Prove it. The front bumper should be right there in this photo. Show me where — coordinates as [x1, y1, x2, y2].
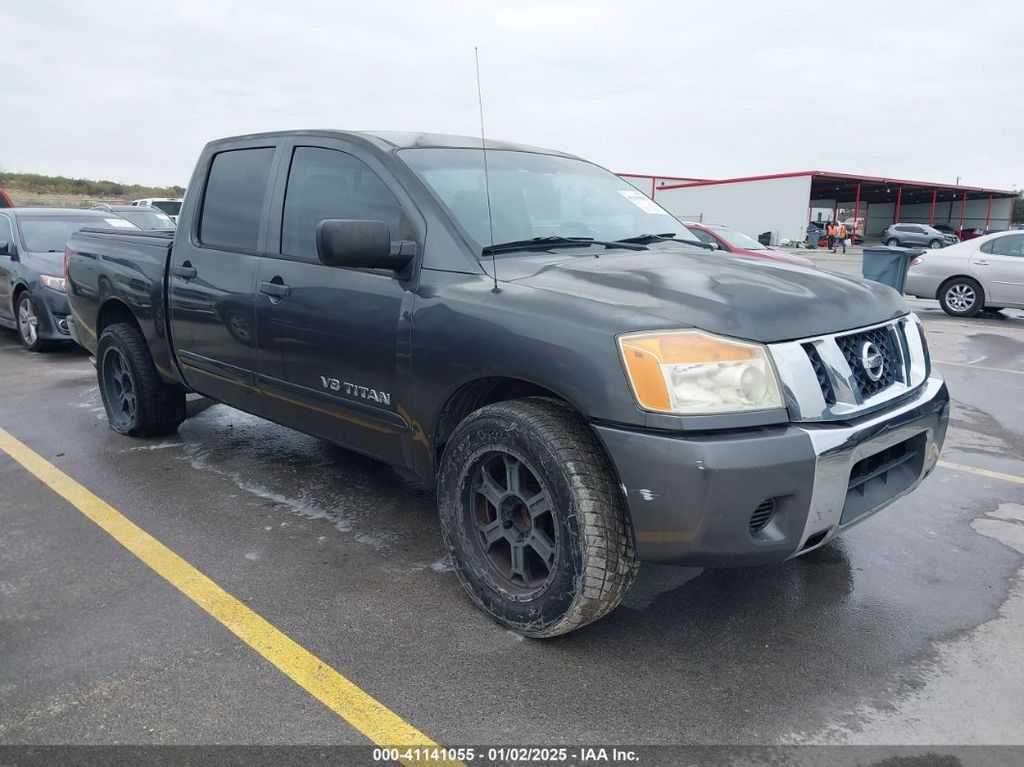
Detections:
[33, 288, 74, 341]
[594, 375, 949, 566]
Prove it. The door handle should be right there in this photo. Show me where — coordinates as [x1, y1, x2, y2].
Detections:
[974, 260, 989, 266]
[171, 262, 197, 279]
[258, 280, 291, 298]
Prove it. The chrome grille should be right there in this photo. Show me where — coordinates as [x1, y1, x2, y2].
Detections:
[768, 315, 929, 423]
[833, 325, 902, 398]
[802, 343, 836, 405]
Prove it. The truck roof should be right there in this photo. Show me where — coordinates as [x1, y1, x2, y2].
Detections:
[205, 129, 580, 159]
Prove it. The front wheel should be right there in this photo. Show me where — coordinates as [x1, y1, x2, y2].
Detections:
[16, 292, 51, 352]
[884, 238, 900, 247]
[929, 239, 943, 249]
[438, 398, 638, 638]
[97, 322, 186, 436]
[939, 277, 984, 317]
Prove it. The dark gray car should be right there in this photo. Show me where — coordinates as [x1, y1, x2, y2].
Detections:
[0, 208, 138, 351]
[881, 223, 957, 249]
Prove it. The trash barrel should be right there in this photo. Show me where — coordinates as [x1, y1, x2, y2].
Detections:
[757, 231, 772, 246]
[861, 246, 922, 294]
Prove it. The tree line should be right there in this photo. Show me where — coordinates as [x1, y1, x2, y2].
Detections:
[0, 171, 184, 199]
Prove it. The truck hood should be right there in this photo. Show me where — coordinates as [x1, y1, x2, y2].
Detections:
[504, 248, 906, 344]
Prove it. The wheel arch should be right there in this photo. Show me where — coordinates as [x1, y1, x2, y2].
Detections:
[432, 376, 586, 462]
[96, 297, 143, 338]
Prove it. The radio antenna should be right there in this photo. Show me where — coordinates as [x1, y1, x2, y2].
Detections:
[475, 46, 499, 293]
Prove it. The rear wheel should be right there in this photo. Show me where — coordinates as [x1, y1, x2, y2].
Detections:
[16, 292, 51, 352]
[438, 398, 638, 638]
[97, 322, 186, 436]
[884, 238, 900, 247]
[939, 277, 984, 317]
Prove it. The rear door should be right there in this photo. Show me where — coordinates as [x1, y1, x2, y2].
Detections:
[168, 142, 279, 410]
[252, 139, 422, 465]
[972, 234, 1024, 304]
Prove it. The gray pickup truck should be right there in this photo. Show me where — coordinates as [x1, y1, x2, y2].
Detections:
[66, 130, 949, 637]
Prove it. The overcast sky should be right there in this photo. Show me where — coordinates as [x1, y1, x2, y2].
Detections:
[3, 0, 1022, 190]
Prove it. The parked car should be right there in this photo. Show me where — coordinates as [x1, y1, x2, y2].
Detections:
[932, 224, 957, 237]
[881, 223, 957, 249]
[0, 208, 139, 350]
[92, 203, 176, 231]
[957, 226, 985, 241]
[686, 222, 814, 266]
[905, 230, 1024, 316]
[66, 129, 948, 637]
[130, 197, 183, 223]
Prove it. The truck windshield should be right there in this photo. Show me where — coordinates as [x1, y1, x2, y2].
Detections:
[399, 148, 694, 253]
[18, 215, 135, 252]
[117, 209, 176, 231]
[151, 200, 182, 216]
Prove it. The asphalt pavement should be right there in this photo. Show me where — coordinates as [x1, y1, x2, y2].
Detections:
[1, 286, 1023, 752]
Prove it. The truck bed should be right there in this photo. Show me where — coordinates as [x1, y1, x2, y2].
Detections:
[66, 227, 178, 382]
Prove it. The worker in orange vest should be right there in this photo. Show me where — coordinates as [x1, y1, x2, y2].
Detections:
[834, 222, 848, 254]
[826, 222, 836, 251]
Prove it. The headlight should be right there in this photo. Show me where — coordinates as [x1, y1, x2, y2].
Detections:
[40, 275, 67, 293]
[618, 330, 784, 415]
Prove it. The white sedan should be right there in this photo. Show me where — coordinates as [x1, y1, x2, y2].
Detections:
[905, 230, 1024, 317]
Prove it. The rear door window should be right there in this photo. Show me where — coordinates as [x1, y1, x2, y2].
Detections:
[199, 147, 275, 252]
[989, 235, 1024, 257]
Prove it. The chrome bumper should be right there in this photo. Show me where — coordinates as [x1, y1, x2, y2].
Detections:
[792, 375, 949, 556]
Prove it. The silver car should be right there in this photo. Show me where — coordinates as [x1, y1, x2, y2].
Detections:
[881, 223, 958, 249]
[905, 230, 1024, 316]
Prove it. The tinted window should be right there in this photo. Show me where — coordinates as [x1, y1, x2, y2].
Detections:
[281, 147, 410, 260]
[199, 147, 275, 252]
[989, 235, 1024, 257]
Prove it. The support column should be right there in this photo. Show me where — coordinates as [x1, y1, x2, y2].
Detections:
[929, 189, 937, 225]
[985, 194, 993, 228]
[651, 178, 656, 198]
[852, 183, 861, 241]
[894, 187, 903, 223]
[958, 192, 968, 231]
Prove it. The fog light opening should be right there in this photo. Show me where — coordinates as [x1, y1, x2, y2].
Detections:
[748, 498, 777, 535]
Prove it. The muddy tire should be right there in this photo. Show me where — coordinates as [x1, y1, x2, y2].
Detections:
[938, 276, 984, 318]
[438, 398, 638, 638]
[97, 322, 186, 437]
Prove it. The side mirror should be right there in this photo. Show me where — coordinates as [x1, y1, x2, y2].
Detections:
[707, 241, 720, 250]
[0, 240, 9, 256]
[316, 219, 415, 271]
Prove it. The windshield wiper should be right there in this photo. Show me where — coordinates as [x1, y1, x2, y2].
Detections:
[481, 236, 647, 256]
[616, 233, 714, 250]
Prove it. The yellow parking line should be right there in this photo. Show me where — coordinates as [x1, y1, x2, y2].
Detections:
[938, 460, 1024, 485]
[0, 426, 458, 765]
[933, 359, 1023, 376]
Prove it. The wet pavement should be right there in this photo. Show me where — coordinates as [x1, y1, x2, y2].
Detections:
[1, 302, 1023, 748]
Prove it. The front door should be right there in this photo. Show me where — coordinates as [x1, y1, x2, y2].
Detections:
[0, 214, 15, 323]
[972, 234, 1024, 305]
[168, 144, 277, 410]
[253, 143, 420, 465]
